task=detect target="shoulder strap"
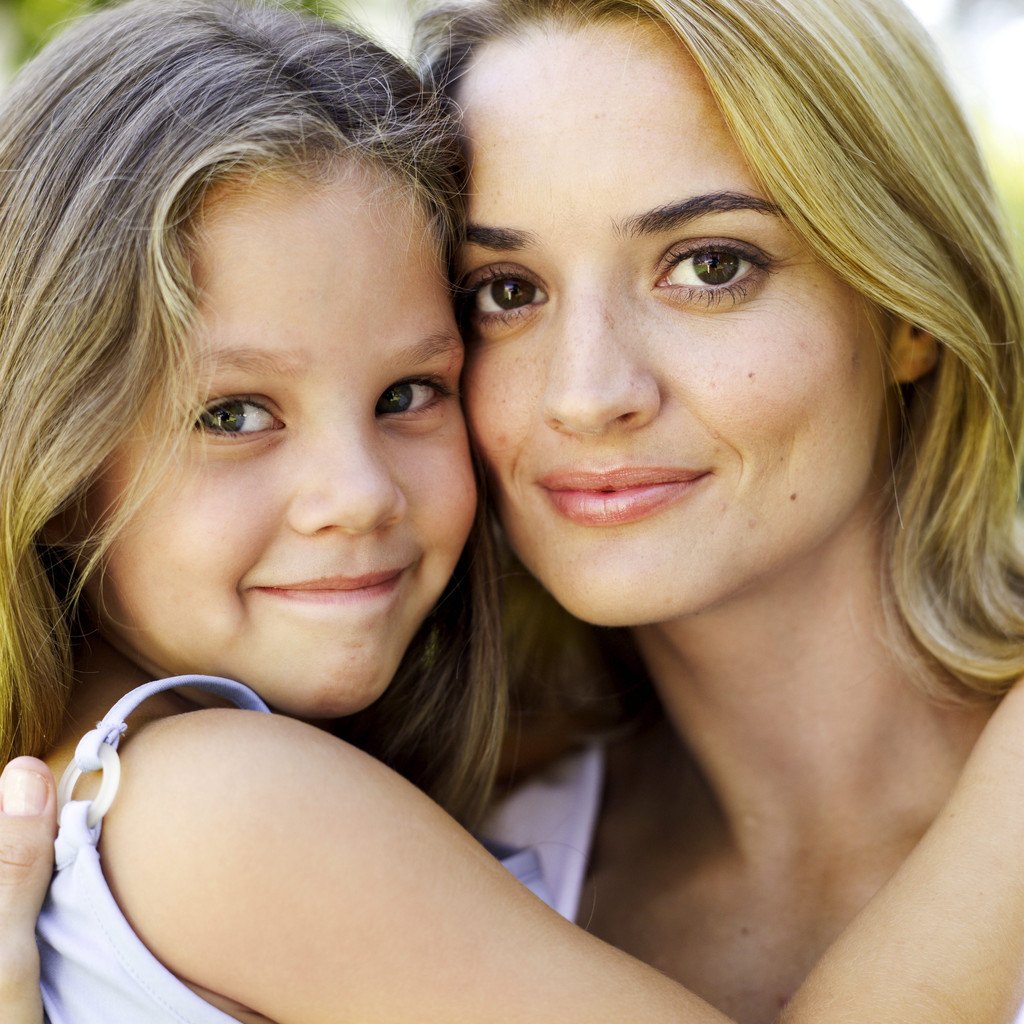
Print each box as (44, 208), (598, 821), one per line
(58, 675), (270, 829)
(83, 675), (269, 761)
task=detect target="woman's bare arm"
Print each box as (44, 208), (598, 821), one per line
(0, 757), (56, 1024)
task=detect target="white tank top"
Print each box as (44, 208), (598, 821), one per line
(38, 675), (554, 1023)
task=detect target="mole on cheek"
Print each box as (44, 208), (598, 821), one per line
(790, 492), (797, 501)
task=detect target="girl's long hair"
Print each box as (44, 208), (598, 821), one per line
(0, 0), (504, 825)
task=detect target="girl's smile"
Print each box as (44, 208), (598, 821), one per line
(85, 169), (476, 719)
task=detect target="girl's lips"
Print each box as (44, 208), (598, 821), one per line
(252, 569), (406, 604)
(538, 468), (710, 526)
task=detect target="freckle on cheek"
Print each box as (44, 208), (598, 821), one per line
(747, 372), (755, 380)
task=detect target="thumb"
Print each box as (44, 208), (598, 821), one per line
(0, 756), (57, 1024)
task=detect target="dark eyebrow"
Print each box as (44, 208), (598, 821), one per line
(620, 191), (783, 238)
(463, 224), (538, 252)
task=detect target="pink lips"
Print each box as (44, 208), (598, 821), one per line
(253, 569), (405, 604)
(538, 467), (709, 526)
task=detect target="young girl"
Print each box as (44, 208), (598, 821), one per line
(4, 2), (1024, 1023)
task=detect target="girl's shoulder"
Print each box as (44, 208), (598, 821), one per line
(93, 703), (466, 1019)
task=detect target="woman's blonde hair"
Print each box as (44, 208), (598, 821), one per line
(0, 0), (504, 824)
(417, 0), (1024, 707)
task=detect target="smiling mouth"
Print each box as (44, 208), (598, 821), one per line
(253, 569), (406, 604)
(539, 468), (710, 526)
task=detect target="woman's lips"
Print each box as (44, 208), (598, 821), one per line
(538, 468), (710, 526)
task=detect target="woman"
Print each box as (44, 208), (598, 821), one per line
(414, 0), (1024, 1019)
(4, 0), (1024, 1020)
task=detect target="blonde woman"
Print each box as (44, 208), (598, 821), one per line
(4, 0), (1024, 1021)
(411, 0), (1024, 1019)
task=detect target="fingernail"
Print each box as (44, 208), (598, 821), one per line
(1, 765), (48, 816)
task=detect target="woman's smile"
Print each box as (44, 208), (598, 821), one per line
(457, 20), (892, 628)
(538, 467), (712, 526)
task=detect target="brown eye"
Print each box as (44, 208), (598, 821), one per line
(692, 251), (740, 285)
(475, 276), (545, 314)
(664, 248), (750, 289)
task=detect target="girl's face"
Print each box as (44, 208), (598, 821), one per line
(87, 170), (476, 717)
(456, 20), (894, 627)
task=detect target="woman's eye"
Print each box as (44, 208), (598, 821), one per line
(664, 249), (751, 288)
(474, 276), (546, 314)
(376, 382), (439, 416)
(197, 399), (278, 435)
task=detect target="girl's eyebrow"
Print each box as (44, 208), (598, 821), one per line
(204, 347), (308, 379)
(392, 330), (464, 368)
(620, 190), (782, 238)
(200, 332), (462, 379)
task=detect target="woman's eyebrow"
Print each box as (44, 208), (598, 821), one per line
(463, 224), (538, 251)
(620, 190), (782, 237)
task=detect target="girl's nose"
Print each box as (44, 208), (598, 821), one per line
(287, 429), (406, 537)
(542, 298), (661, 436)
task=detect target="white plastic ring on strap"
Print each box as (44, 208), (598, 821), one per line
(57, 742), (121, 829)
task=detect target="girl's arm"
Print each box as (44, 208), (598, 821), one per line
(783, 680), (1024, 1023)
(7, 685), (1024, 1024)
(104, 709), (733, 1024)
(0, 757), (57, 1024)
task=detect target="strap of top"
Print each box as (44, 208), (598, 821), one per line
(72, 675), (269, 771)
(56, 676), (270, 838)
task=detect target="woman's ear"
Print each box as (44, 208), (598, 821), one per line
(890, 320), (938, 384)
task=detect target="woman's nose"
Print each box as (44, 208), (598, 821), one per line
(542, 297), (661, 436)
(286, 429), (406, 537)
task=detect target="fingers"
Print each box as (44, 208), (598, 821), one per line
(0, 756), (57, 1024)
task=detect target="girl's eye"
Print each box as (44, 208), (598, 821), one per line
(197, 399), (278, 436)
(376, 381), (440, 416)
(474, 276), (546, 314)
(664, 249), (751, 288)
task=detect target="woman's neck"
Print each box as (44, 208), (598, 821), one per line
(628, 522), (992, 866)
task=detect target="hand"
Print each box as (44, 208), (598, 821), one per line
(0, 757), (57, 1024)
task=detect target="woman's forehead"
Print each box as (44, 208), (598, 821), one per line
(457, 20), (761, 232)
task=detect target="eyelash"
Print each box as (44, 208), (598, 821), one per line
(658, 240), (773, 309)
(457, 264), (546, 331)
(195, 396), (280, 439)
(376, 376), (457, 416)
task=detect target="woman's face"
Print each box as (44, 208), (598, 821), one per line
(457, 20), (893, 627)
(86, 170), (475, 716)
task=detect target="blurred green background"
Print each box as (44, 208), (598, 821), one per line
(0, 0), (1021, 264)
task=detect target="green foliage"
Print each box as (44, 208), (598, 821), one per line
(4, 0), (338, 63)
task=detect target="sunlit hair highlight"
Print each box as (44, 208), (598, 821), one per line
(0, 0), (503, 824)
